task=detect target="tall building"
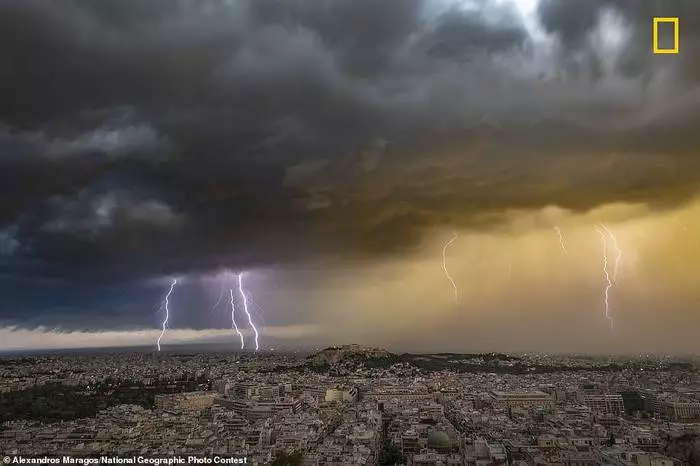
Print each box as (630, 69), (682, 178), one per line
(582, 395), (625, 415)
(666, 401), (700, 421)
(325, 385), (358, 403)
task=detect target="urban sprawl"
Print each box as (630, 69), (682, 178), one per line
(1, 345), (699, 466)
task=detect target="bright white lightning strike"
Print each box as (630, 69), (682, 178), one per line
(156, 278), (178, 352)
(247, 296), (268, 330)
(594, 226), (614, 331)
(230, 289), (244, 350)
(553, 226), (568, 256)
(600, 224), (623, 283)
(238, 273), (260, 351)
(442, 232), (459, 301)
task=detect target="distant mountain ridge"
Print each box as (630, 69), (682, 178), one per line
(295, 347), (655, 375)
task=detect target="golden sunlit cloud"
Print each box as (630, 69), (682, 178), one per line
(294, 198), (700, 354)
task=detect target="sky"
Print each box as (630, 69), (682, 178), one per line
(1, 0), (700, 354)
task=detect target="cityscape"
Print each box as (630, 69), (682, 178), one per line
(1, 345), (699, 465)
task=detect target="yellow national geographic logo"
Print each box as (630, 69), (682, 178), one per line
(653, 17), (679, 54)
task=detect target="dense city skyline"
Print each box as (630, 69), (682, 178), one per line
(1, 0), (700, 353)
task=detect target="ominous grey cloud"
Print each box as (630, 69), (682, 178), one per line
(422, 8), (528, 60)
(538, 0), (700, 81)
(0, 226), (20, 256)
(0, 0), (699, 284)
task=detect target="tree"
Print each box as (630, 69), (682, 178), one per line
(378, 444), (402, 465)
(609, 432), (616, 447)
(288, 452), (303, 466)
(271, 452), (302, 466)
(271, 453), (288, 466)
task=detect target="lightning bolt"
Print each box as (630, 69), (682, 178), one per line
(553, 226), (568, 256)
(442, 232), (459, 301)
(238, 272), (260, 351)
(600, 224), (623, 283)
(676, 219), (700, 257)
(594, 225), (614, 331)
(156, 278), (178, 352)
(230, 288), (244, 350)
(209, 278), (227, 317)
(247, 296), (268, 330)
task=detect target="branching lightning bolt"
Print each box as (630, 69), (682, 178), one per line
(553, 226), (568, 256)
(209, 279), (227, 317)
(156, 278), (178, 352)
(442, 232), (459, 301)
(601, 224), (623, 283)
(594, 226), (614, 331)
(230, 289), (244, 350)
(247, 297), (268, 330)
(238, 273), (260, 351)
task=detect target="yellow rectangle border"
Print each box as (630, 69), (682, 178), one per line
(653, 17), (679, 54)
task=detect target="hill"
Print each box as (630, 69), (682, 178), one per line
(307, 344), (394, 365)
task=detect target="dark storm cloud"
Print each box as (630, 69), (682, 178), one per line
(423, 9), (528, 60)
(538, 0), (605, 49)
(538, 0), (700, 81)
(1, 0), (700, 287)
(0, 226), (20, 256)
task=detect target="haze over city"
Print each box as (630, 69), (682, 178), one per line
(1, 0), (700, 354)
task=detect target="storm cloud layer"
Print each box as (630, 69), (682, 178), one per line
(1, 0), (700, 350)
